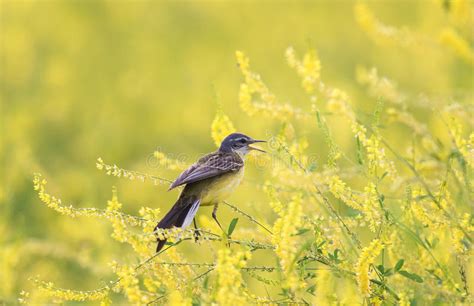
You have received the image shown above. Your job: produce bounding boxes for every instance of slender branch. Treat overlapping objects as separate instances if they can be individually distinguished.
[223,201,273,235]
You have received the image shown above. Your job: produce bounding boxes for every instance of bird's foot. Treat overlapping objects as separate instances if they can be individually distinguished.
[193,228,201,242]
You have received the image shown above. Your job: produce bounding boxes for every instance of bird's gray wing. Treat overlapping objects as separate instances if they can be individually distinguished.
[168,152,243,190]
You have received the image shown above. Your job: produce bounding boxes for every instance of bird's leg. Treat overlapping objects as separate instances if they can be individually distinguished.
[193,218,201,242]
[213,203,230,247]
[212,203,226,235]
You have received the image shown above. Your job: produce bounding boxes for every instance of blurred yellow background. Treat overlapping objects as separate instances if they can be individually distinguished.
[1,0,472,304]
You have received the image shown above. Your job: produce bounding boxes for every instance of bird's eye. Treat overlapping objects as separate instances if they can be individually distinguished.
[239,138,246,144]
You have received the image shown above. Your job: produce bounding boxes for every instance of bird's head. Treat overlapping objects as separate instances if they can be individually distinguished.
[219,133,266,155]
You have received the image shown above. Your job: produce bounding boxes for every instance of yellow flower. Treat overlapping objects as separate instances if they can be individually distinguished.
[363,182,382,232]
[18,290,29,304]
[211,110,236,147]
[313,269,332,305]
[440,28,474,65]
[354,2,417,48]
[34,279,109,302]
[106,190,153,256]
[327,88,350,115]
[447,116,473,168]
[115,264,149,304]
[214,248,250,305]
[168,290,192,306]
[409,185,450,231]
[97,157,173,185]
[327,175,381,232]
[286,46,321,93]
[271,194,304,290]
[356,66,404,105]
[236,50,309,121]
[356,239,383,296]
[398,292,413,306]
[33,174,143,228]
[365,134,396,178]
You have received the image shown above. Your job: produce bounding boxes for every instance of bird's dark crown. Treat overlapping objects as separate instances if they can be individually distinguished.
[219,133,252,152]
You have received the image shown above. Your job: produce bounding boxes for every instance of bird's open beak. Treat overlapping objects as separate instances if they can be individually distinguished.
[248,139,266,153]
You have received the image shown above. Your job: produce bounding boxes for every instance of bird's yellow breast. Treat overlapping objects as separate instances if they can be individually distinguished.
[200,168,244,205]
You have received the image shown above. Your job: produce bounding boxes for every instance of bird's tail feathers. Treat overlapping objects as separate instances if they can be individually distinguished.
[154,196,200,253]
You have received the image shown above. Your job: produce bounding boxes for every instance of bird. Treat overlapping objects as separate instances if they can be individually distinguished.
[154,132,266,253]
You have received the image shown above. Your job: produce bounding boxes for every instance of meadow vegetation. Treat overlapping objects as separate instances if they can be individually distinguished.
[1,1,473,305]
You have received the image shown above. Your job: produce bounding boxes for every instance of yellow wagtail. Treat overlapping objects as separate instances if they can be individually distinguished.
[154,133,266,252]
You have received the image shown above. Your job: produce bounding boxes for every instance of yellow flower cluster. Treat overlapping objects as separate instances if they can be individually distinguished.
[168,290,192,306]
[33,174,143,226]
[439,28,474,65]
[214,248,250,305]
[351,121,396,179]
[147,255,191,305]
[285,46,321,94]
[313,269,332,304]
[162,248,195,283]
[327,175,382,232]
[327,175,362,211]
[211,110,236,147]
[34,173,169,261]
[110,246,195,305]
[362,183,382,231]
[451,213,474,255]
[18,290,29,304]
[356,66,405,105]
[447,116,474,168]
[115,264,148,304]
[96,157,172,185]
[106,192,154,256]
[139,206,162,235]
[263,182,284,215]
[285,46,351,133]
[409,185,448,229]
[34,279,109,302]
[120,200,202,264]
[33,174,81,217]
[441,0,473,38]
[354,3,418,48]
[404,182,473,292]
[320,88,347,116]
[356,2,473,65]
[236,50,310,120]
[267,134,329,189]
[365,134,396,178]
[287,47,396,179]
[271,194,304,290]
[386,108,431,138]
[356,238,383,296]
